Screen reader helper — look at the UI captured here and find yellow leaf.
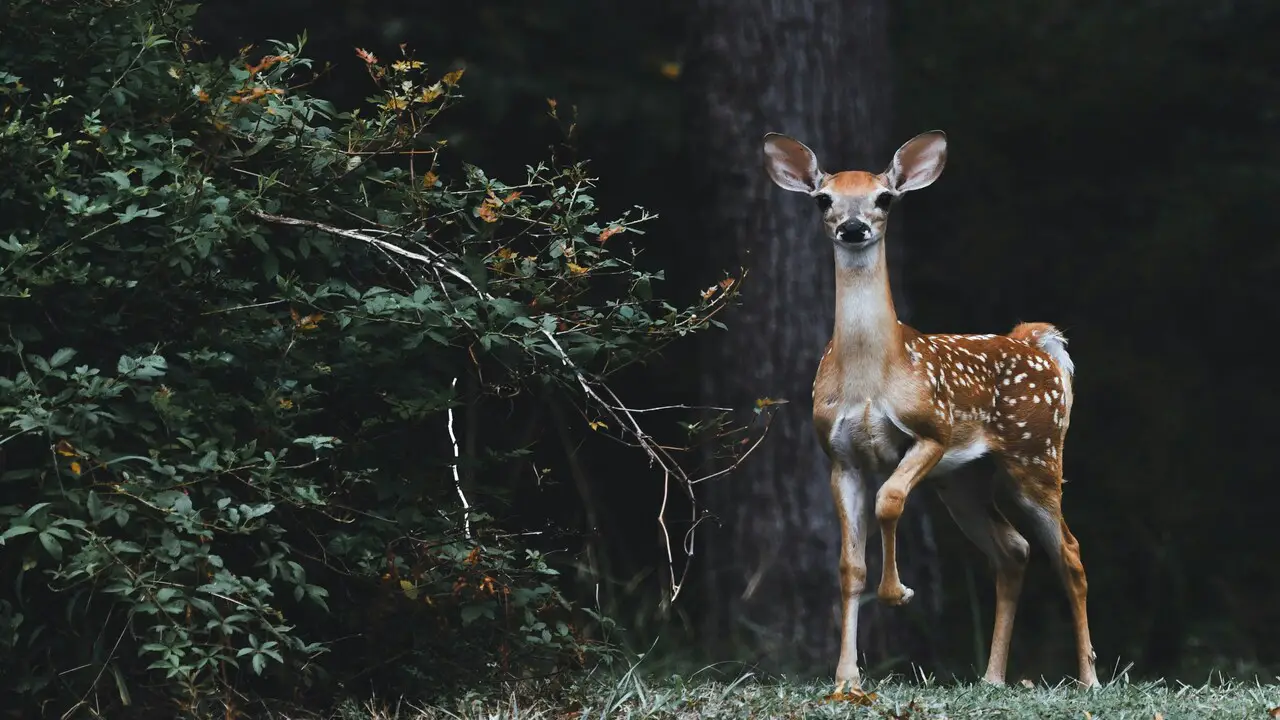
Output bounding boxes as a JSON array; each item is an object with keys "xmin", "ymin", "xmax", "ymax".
[
  {"xmin": 422, "ymin": 170, "xmax": 439, "ymax": 187},
  {"xmin": 69, "ymin": 461, "xmax": 82, "ymax": 475},
  {"xmin": 496, "ymin": 247, "xmax": 517, "ymax": 260},
  {"xmin": 392, "ymin": 60, "xmax": 424, "ymax": 72},
  {"xmin": 442, "ymin": 67, "xmax": 466, "ymax": 87},
  {"xmin": 566, "ymin": 262, "xmax": 587, "ymax": 275},
  {"xmin": 55, "ymin": 439, "xmax": 78, "ymax": 457},
  {"xmin": 167, "ymin": 66, "xmax": 182, "ymax": 79},
  {"xmin": 755, "ymin": 397, "xmax": 778, "ymax": 408},
  {"xmin": 659, "ymin": 61, "xmax": 681, "ymax": 80},
  {"xmin": 278, "ymin": 398, "xmax": 293, "ymax": 409},
  {"xmin": 588, "ymin": 421, "xmax": 608, "ymax": 431},
  {"xmin": 382, "ymin": 96, "xmax": 409, "ymax": 111},
  {"xmin": 419, "ymin": 84, "xmax": 444, "ymax": 104},
  {"xmin": 398, "ymin": 579, "xmax": 419, "ymax": 600}
]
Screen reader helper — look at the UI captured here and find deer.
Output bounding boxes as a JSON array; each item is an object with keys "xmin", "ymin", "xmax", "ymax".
[{"xmin": 762, "ymin": 129, "xmax": 1099, "ymax": 693}]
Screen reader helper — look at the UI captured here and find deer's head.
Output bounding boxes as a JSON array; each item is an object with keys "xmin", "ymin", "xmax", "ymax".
[{"xmin": 763, "ymin": 130, "xmax": 948, "ymax": 251}]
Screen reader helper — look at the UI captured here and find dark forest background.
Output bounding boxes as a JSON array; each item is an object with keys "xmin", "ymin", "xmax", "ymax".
[
  {"xmin": 190, "ymin": 0, "xmax": 1280, "ymax": 683},
  {"xmin": 4, "ymin": 1, "xmax": 1279, "ymax": 713}
]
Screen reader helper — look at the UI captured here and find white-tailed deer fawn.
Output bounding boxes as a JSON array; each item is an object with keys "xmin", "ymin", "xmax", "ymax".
[{"xmin": 763, "ymin": 130, "xmax": 1099, "ymax": 692}]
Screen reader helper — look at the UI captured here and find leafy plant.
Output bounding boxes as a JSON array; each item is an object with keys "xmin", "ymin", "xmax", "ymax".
[{"xmin": 0, "ymin": 1, "xmax": 745, "ymax": 715}]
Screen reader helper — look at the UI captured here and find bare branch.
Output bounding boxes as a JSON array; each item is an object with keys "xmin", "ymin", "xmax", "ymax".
[
  {"xmin": 448, "ymin": 377, "xmax": 472, "ymax": 541},
  {"xmin": 251, "ymin": 211, "xmax": 488, "ymax": 299}
]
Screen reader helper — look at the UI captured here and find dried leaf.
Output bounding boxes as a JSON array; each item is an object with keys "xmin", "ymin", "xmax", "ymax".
[
  {"xmin": 55, "ymin": 439, "xmax": 79, "ymax": 457},
  {"xmin": 659, "ymin": 61, "xmax": 681, "ymax": 80},
  {"xmin": 1269, "ymin": 707, "xmax": 1280, "ymax": 718},
  {"xmin": 566, "ymin": 262, "xmax": 588, "ymax": 275},
  {"xmin": 597, "ymin": 225, "xmax": 623, "ymax": 244},
  {"xmin": 69, "ymin": 461, "xmax": 82, "ymax": 475},
  {"xmin": 1020, "ymin": 678, "xmax": 1035, "ymax": 689},
  {"xmin": 278, "ymin": 398, "xmax": 293, "ymax": 409},
  {"xmin": 701, "ymin": 285, "xmax": 718, "ymax": 300},
  {"xmin": 588, "ymin": 421, "xmax": 608, "ymax": 431},
  {"xmin": 824, "ymin": 688, "xmax": 877, "ymax": 706},
  {"xmin": 381, "ymin": 96, "xmax": 409, "ymax": 111},
  {"xmin": 442, "ymin": 67, "xmax": 466, "ymax": 86},
  {"xmin": 422, "ymin": 170, "xmax": 439, "ymax": 188},
  {"xmin": 299, "ymin": 313, "xmax": 324, "ymax": 331},
  {"xmin": 1153, "ymin": 713, "xmax": 1164, "ymax": 720},
  {"xmin": 355, "ymin": 47, "xmax": 378, "ymax": 65},
  {"xmin": 392, "ymin": 59, "xmax": 424, "ymax": 72},
  {"xmin": 476, "ymin": 203, "xmax": 499, "ymax": 223}
]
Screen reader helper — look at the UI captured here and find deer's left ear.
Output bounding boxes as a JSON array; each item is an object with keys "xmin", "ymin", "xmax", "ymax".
[
  {"xmin": 886, "ymin": 130, "xmax": 947, "ymax": 193},
  {"xmin": 763, "ymin": 133, "xmax": 823, "ymax": 193}
]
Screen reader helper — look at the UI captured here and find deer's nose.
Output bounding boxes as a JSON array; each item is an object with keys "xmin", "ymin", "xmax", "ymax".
[{"xmin": 837, "ymin": 220, "xmax": 871, "ymax": 242}]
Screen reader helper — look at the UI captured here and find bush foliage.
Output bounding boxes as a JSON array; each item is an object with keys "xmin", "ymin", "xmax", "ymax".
[{"xmin": 0, "ymin": 1, "xmax": 739, "ymax": 715}]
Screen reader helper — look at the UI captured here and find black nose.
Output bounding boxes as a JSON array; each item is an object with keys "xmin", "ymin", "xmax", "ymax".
[{"xmin": 836, "ymin": 220, "xmax": 871, "ymax": 242}]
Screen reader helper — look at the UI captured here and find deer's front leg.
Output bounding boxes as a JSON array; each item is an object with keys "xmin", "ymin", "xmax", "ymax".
[
  {"xmin": 875, "ymin": 438, "xmax": 944, "ymax": 606},
  {"xmin": 831, "ymin": 462, "xmax": 870, "ymax": 693}
]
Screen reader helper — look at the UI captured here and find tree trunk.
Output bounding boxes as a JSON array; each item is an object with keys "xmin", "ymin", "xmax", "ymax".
[{"xmin": 684, "ymin": 0, "xmax": 941, "ymax": 676}]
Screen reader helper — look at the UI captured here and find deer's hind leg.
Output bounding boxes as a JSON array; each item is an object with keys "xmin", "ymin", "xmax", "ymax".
[
  {"xmin": 934, "ymin": 470, "xmax": 1031, "ymax": 686},
  {"xmin": 1002, "ymin": 460, "xmax": 1100, "ymax": 688}
]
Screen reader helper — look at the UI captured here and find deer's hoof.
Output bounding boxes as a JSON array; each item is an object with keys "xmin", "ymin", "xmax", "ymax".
[{"xmin": 877, "ymin": 583, "xmax": 914, "ymax": 606}]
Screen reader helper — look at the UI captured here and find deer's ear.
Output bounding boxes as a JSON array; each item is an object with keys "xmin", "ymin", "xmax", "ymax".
[
  {"xmin": 763, "ymin": 133, "xmax": 823, "ymax": 193},
  {"xmin": 886, "ymin": 130, "xmax": 947, "ymax": 193}
]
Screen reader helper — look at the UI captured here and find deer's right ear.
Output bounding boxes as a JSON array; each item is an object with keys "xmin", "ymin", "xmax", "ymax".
[{"xmin": 763, "ymin": 133, "xmax": 822, "ymax": 193}]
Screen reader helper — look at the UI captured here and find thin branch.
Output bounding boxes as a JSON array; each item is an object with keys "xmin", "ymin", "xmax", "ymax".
[
  {"xmin": 251, "ymin": 211, "xmax": 487, "ymax": 298},
  {"xmin": 448, "ymin": 377, "xmax": 472, "ymax": 541}
]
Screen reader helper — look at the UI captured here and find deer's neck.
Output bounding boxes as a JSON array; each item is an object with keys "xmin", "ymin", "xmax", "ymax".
[{"xmin": 831, "ymin": 243, "xmax": 904, "ymax": 398}]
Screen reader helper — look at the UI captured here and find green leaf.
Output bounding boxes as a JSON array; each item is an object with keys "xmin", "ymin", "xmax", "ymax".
[
  {"xmin": 0, "ymin": 525, "xmax": 38, "ymax": 543},
  {"xmin": 197, "ymin": 450, "xmax": 218, "ymax": 471},
  {"xmin": 49, "ymin": 347, "xmax": 77, "ymax": 368},
  {"xmin": 38, "ymin": 531, "xmax": 63, "ymax": 561},
  {"xmin": 86, "ymin": 491, "xmax": 105, "ymax": 522}
]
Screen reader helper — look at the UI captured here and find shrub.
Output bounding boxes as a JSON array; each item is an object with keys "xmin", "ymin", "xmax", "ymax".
[{"xmin": 0, "ymin": 1, "xmax": 740, "ymax": 715}]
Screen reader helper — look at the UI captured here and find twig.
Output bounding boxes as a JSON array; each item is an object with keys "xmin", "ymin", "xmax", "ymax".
[
  {"xmin": 250, "ymin": 211, "xmax": 487, "ymax": 298},
  {"xmin": 448, "ymin": 377, "xmax": 472, "ymax": 541}
]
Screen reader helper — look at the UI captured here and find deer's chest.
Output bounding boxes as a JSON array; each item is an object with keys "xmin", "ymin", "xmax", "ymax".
[{"xmin": 823, "ymin": 396, "xmax": 911, "ymax": 471}]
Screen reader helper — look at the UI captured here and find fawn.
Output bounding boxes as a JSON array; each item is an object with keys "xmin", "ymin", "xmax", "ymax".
[{"xmin": 762, "ymin": 130, "xmax": 1098, "ymax": 692}]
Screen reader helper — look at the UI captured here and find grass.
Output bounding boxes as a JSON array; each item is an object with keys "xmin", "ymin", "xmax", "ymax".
[{"xmin": 328, "ymin": 671, "xmax": 1280, "ymax": 720}]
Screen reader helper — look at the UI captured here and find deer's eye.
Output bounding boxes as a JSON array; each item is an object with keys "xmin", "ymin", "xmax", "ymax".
[
  {"xmin": 875, "ymin": 192, "xmax": 894, "ymax": 210},
  {"xmin": 815, "ymin": 194, "xmax": 833, "ymax": 211}
]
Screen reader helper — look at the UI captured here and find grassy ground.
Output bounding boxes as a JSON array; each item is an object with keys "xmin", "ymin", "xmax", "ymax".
[{"xmin": 330, "ymin": 672, "xmax": 1280, "ymax": 720}]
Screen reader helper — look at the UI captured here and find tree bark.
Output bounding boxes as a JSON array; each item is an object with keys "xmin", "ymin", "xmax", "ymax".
[{"xmin": 684, "ymin": 0, "xmax": 940, "ymax": 675}]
